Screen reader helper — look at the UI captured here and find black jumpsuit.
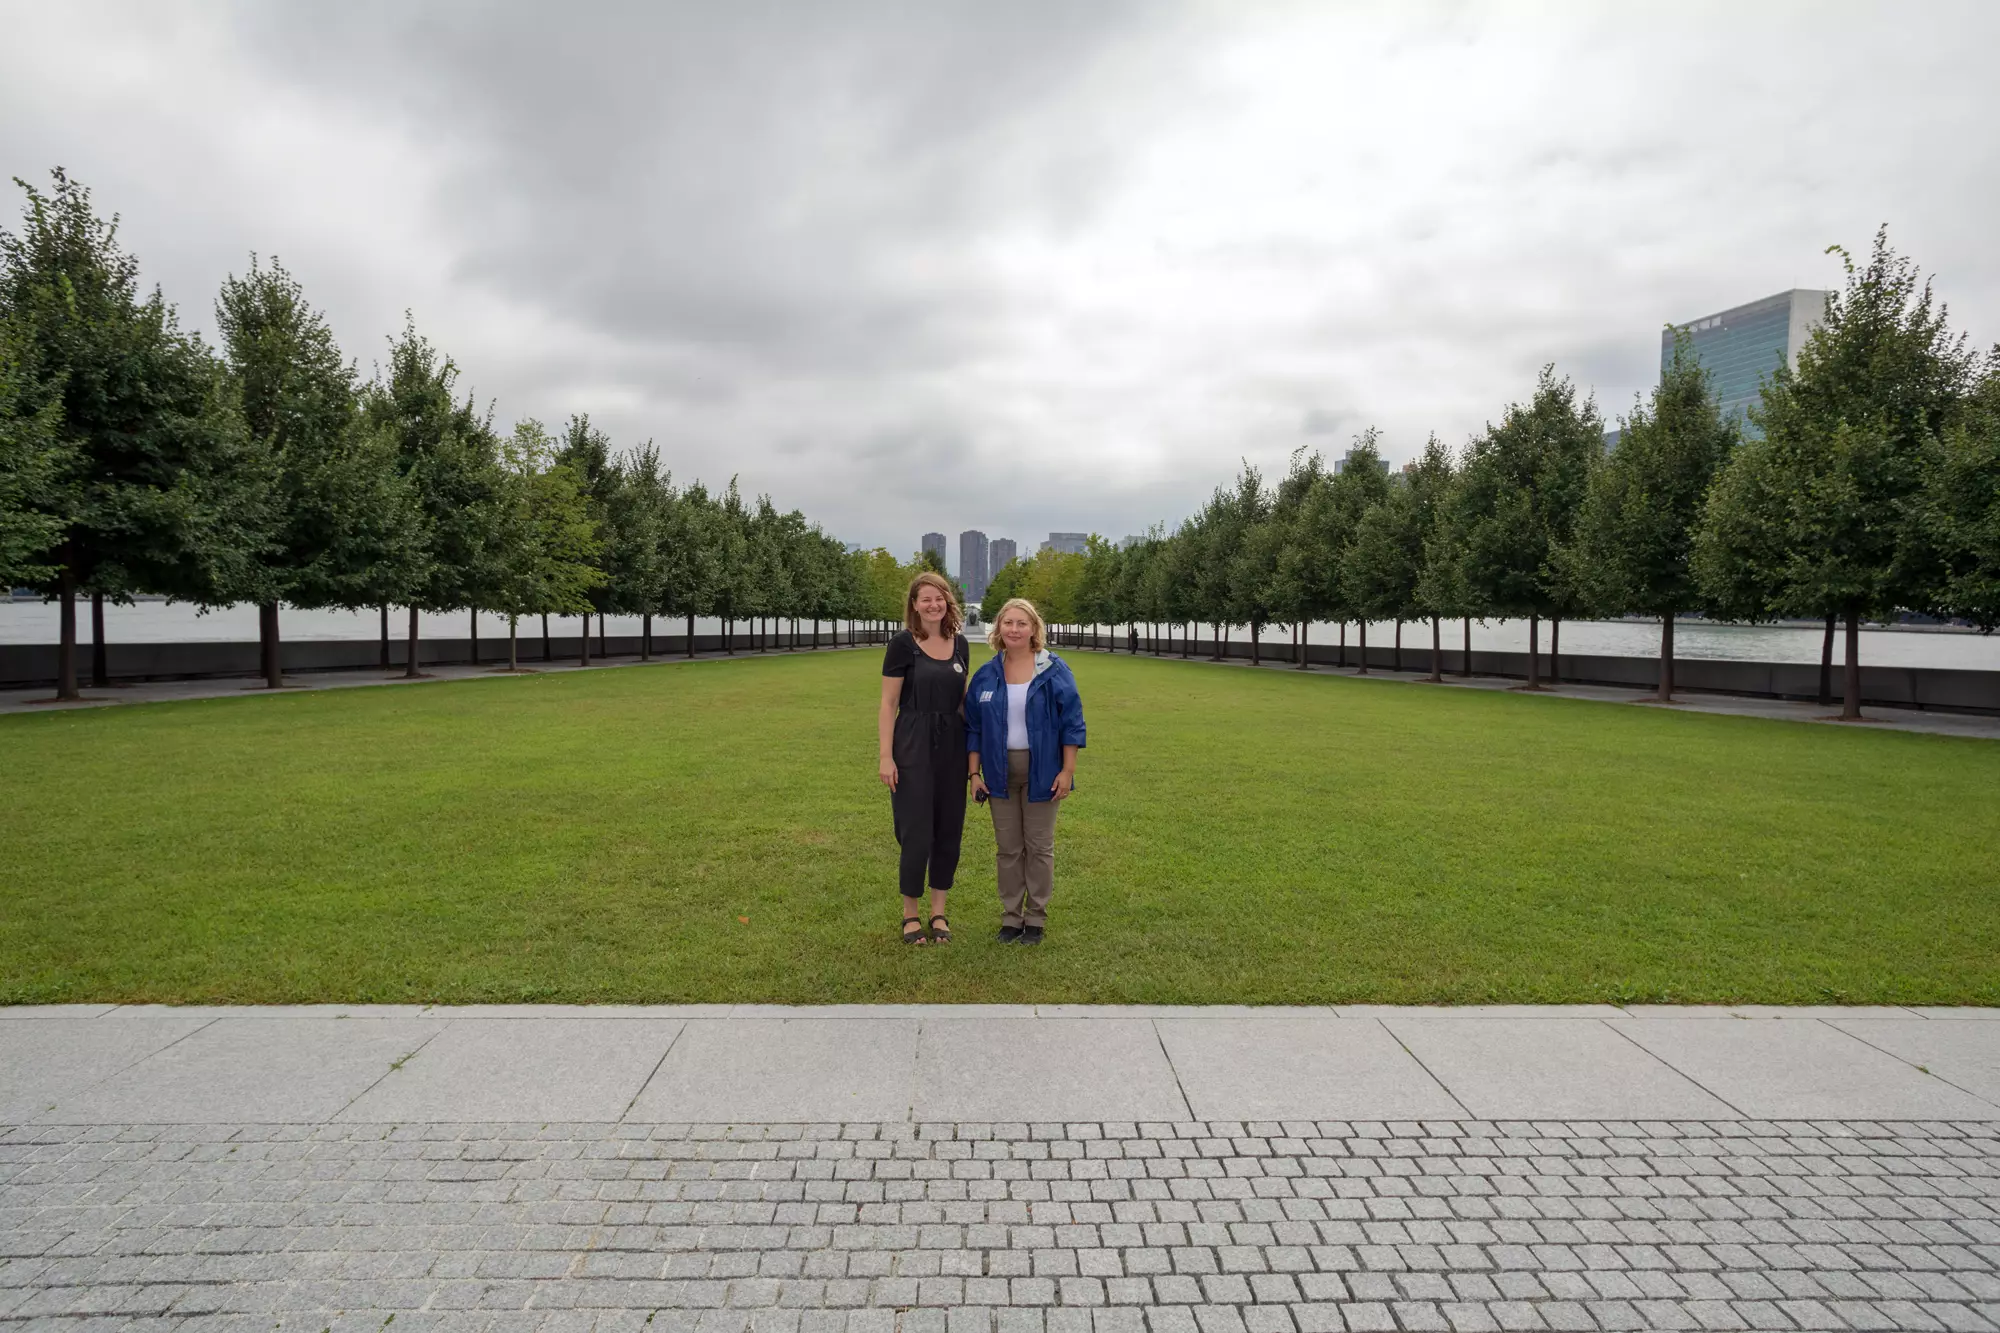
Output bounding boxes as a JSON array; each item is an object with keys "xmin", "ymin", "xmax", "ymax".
[{"xmin": 883, "ymin": 630, "xmax": 970, "ymax": 899}]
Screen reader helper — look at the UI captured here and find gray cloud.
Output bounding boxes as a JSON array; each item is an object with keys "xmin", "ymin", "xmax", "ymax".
[{"xmin": 4, "ymin": 1, "xmax": 1998, "ymax": 561}]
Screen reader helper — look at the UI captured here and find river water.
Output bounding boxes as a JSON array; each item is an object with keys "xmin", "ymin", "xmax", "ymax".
[{"xmin": 3, "ymin": 600, "xmax": 1996, "ymax": 670}]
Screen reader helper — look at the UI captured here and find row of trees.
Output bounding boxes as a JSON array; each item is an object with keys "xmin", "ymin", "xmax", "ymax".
[
  {"xmin": 0, "ymin": 170, "xmax": 939, "ymax": 697},
  {"xmin": 995, "ymin": 230, "xmax": 1997, "ymax": 720}
]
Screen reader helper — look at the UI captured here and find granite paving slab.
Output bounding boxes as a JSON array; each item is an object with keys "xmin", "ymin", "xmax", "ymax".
[
  {"xmin": 32, "ymin": 1016, "xmax": 441, "ymax": 1124},
  {"xmin": 1619, "ymin": 1016, "xmax": 2000, "ymax": 1119},
  {"xmin": 1155, "ymin": 1018, "xmax": 1464, "ymax": 1120},
  {"xmin": 1383, "ymin": 1017, "xmax": 1739, "ymax": 1119}
]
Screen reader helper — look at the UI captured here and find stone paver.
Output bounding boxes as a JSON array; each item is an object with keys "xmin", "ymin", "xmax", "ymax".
[
  {"xmin": 1, "ymin": 1118, "xmax": 1996, "ymax": 1330},
  {"xmin": 3, "ymin": 1007, "xmax": 1997, "ymax": 1325}
]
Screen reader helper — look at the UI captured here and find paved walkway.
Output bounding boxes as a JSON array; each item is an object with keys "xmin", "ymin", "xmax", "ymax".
[
  {"xmin": 0, "ymin": 645, "xmax": 872, "ymax": 718},
  {"xmin": 4, "ymin": 1006, "xmax": 1996, "ymax": 1331}
]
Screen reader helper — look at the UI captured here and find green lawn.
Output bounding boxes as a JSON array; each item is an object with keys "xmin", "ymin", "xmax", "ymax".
[{"xmin": 3, "ymin": 647, "xmax": 1996, "ymax": 1006}]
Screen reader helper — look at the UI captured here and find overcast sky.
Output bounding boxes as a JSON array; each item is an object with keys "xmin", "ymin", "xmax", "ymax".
[{"xmin": 5, "ymin": 1, "xmax": 1997, "ymax": 562}]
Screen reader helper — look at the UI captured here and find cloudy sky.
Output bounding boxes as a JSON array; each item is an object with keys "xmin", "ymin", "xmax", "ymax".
[{"xmin": 5, "ymin": 1, "xmax": 1996, "ymax": 562}]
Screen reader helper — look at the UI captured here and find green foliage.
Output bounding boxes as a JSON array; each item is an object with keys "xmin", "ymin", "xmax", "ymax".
[
  {"xmin": 1696, "ymin": 230, "xmax": 1977, "ymax": 626},
  {"xmin": 487, "ymin": 418, "xmax": 605, "ymax": 624},
  {"xmin": 0, "ymin": 307, "xmax": 65, "ymax": 586},
  {"xmin": 1923, "ymin": 365, "xmax": 2000, "ymax": 629},
  {"xmin": 2, "ymin": 168, "xmax": 268, "ymax": 612},
  {"xmin": 1570, "ymin": 332, "xmax": 1737, "ymax": 618},
  {"xmin": 215, "ymin": 254, "xmax": 424, "ymax": 613},
  {"xmin": 1452, "ymin": 369, "xmax": 1601, "ymax": 621}
]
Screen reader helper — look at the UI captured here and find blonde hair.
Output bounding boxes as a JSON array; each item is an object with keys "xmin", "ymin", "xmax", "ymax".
[
  {"xmin": 904, "ymin": 571, "xmax": 962, "ymax": 640},
  {"xmin": 986, "ymin": 597, "xmax": 1047, "ymax": 653}
]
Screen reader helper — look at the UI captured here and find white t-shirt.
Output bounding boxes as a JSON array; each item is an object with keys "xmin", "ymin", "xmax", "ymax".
[{"xmin": 1006, "ymin": 682, "xmax": 1029, "ymax": 750}]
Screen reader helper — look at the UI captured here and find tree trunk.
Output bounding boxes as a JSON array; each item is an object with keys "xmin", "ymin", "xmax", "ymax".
[
  {"xmin": 1393, "ymin": 620, "xmax": 1402, "ymax": 673},
  {"xmin": 1526, "ymin": 614, "xmax": 1540, "ymax": 689},
  {"xmin": 580, "ymin": 613, "xmax": 591, "ymax": 666},
  {"xmin": 1819, "ymin": 614, "xmax": 1835, "ymax": 706},
  {"xmin": 1461, "ymin": 616, "xmax": 1472, "ymax": 677},
  {"xmin": 1338, "ymin": 620, "xmax": 1346, "ymax": 669},
  {"xmin": 379, "ymin": 604, "xmax": 390, "ymax": 670},
  {"xmin": 56, "ymin": 560, "xmax": 78, "ymax": 700},
  {"xmin": 1658, "ymin": 615, "xmax": 1675, "ymax": 703},
  {"xmin": 642, "ymin": 612, "xmax": 652, "ymax": 661},
  {"xmin": 542, "ymin": 612, "xmax": 550, "ymax": 662},
  {"xmin": 598, "ymin": 612, "xmax": 606, "ymax": 658},
  {"xmin": 1549, "ymin": 617, "xmax": 1561, "ymax": 685},
  {"xmin": 469, "ymin": 606, "xmax": 478, "ymax": 666},
  {"xmin": 687, "ymin": 611, "xmax": 696, "ymax": 658},
  {"xmin": 1429, "ymin": 616, "xmax": 1442, "ymax": 682},
  {"xmin": 1250, "ymin": 620, "xmax": 1260, "ymax": 666},
  {"xmin": 1842, "ymin": 610, "xmax": 1862, "ymax": 721},
  {"xmin": 92, "ymin": 591, "xmax": 108, "ymax": 688},
  {"xmin": 1357, "ymin": 620, "xmax": 1369, "ymax": 674},
  {"xmin": 405, "ymin": 606, "xmax": 422, "ymax": 678},
  {"xmin": 725, "ymin": 618, "xmax": 733, "ymax": 654},
  {"xmin": 260, "ymin": 601, "xmax": 282, "ymax": 689},
  {"xmin": 509, "ymin": 616, "xmax": 519, "ymax": 671}
]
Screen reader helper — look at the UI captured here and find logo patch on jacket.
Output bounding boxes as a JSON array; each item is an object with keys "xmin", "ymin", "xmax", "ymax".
[{"xmin": 979, "ymin": 690, "xmax": 993, "ymax": 702}]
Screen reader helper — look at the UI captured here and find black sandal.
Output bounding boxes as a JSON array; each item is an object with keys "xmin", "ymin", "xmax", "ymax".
[
  {"xmin": 929, "ymin": 915, "xmax": 952, "ymax": 944},
  {"xmin": 902, "ymin": 917, "xmax": 927, "ymax": 945}
]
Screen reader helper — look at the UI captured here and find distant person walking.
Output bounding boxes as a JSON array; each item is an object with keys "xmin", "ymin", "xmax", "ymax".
[
  {"xmin": 966, "ymin": 598, "xmax": 1086, "ymax": 944},
  {"xmin": 878, "ymin": 572, "xmax": 970, "ymax": 944}
]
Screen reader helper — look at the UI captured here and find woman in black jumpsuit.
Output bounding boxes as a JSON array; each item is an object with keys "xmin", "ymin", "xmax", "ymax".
[{"xmin": 877, "ymin": 572, "xmax": 970, "ymax": 944}]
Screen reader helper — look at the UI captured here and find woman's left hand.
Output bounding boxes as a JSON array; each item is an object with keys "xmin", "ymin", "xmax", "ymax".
[{"xmin": 1051, "ymin": 770, "xmax": 1074, "ymax": 801}]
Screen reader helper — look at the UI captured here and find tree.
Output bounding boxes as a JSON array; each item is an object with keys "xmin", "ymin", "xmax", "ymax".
[
  {"xmin": 555, "ymin": 414, "xmax": 618, "ymax": 658},
  {"xmin": 1451, "ymin": 369, "xmax": 1600, "ymax": 688},
  {"xmin": 1190, "ymin": 466, "xmax": 1265, "ymax": 659},
  {"xmin": 1568, "ymin": 331, "xmax": 1738, "ymax": 701},
  {"xmin": 608, "ymin": 442, "xmax": 672, "ymax": 659},
  {"xmin": 1696, "ymin": 229, "xmax": 1976, "ymax": 719},
  {"xmin": 0, "ymin": 307, "xmax": 65, "ymax": 588},
  {"xmin": 1299, "ymin": 431, "xmax": 1390, "ymax": 668},
  {"xmin": 1341, "ymin": 468, "xmax": 1428, "ymax": 673},
  {"xmin": 1262, "ymin": 450, "xmax": 1326, "ymax": 667},
  {"xmin": 216, "ymin": 255, "xmax": 423, "ymax": 688},
  {"xmin": 488, "ymin": 418, "xmax": 604, "ymax": 669},
  {"xmin": 2, "ymin": 169, "xmax": 267, "ymax": 698},
  {"xmin": 1923, "ymin": 362, "xmax": 2000, "ymax": 630},
  {"xmin": 1403, "ymin": 436, "xmax": 1461, "ymax": 681},
  {"xmin": 361, "ymin": 319, "xmax": 501, "ymax": 677}
]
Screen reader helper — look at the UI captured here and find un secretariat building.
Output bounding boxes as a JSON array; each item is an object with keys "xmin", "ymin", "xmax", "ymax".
[{"xmin": 1666, "ymin": 288, "xmax": 1829, "ymax": 434}]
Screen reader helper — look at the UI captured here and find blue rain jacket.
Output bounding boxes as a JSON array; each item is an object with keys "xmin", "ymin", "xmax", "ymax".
[{"xmin": 965, "ymin": 650, "xmax": 1087, "ymax": 803}]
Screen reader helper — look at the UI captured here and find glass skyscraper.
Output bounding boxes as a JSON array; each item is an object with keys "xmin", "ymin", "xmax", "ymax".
[
  {"xmin": 958, "ymin": 530, "xmax": 990, "ymax": 602},
  {"xmin": 1664, "ymin": 289, "xmax": 1828, "ymax": 432}
]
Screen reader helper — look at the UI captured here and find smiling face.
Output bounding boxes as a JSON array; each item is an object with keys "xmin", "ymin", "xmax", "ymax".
[
  {"xmin": 998, "ymin": 606, "xmax": 1035, "ymax": 652},
  {"xmin": 914, "ymin": 582, "xmax": 948, "ymax": 630}
]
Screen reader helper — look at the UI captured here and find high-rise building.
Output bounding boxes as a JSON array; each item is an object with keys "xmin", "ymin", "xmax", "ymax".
[
  {"xmin": 988, "ymin": 537, "xmax": 1017, "ymax": 574},
  {"xmin": 1665, "ymin": 289, "xmax": 1829, "ymax": 432},
  {"xmin": 958, "ymin": 530, "xmax": 990, "ymax": 602},
  {"xmin": 1041, "ymin": 532, "xmax": 1089, "ymax": 556},
  {"xmin": 920, "ymin": 532, "xmax": 947, "ymax": 571}
]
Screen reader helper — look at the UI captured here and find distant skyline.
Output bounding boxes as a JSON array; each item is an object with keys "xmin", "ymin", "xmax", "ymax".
[{"xmin": 6, "ymin": 3, "xmax": 1996, "ymax": 553}]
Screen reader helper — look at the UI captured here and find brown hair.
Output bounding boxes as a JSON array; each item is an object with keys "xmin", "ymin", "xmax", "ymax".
[
  {"xmin": 904, "ymin": 571, "xmax": 963, "ymax": 641},
  {"xmin": 985, "ymin": 597, "xmax": 1046, "ymax": 654}
]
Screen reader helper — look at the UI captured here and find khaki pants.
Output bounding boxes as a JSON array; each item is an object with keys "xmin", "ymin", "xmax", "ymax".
[{"xmin": 992, "ymin": 749, "xmax": 1060, "ymax": 927}]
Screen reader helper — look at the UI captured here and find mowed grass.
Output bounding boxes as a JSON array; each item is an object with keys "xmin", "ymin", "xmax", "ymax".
[{"xmin": 2, "ymin": 646, "xmax": 1996, "ymax": 1006}]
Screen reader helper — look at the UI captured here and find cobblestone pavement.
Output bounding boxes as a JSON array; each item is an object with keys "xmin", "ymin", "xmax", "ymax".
[{"xmin": 4, "ymin": 1119, "xmax": 1997, "ymax": 1333}]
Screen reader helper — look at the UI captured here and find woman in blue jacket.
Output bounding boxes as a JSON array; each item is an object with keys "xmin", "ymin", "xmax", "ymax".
[{"xmin": 966, "ymin": 597, "xmax": 1086, "ymax": 944}]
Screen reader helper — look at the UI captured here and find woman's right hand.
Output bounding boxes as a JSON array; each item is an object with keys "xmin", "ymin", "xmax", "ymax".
[{"xmin": 879, "ymin": 757, "xmax": 899, "ymax": 792}]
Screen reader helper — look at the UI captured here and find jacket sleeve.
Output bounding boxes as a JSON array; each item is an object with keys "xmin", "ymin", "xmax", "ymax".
[
  {"xmin": 964, "ymin": 667, "xmax": 984, "ymax": 752},
  {"xmin": 1055, "ymin": 665, "xmax": 1087, "ymax": 749}
]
